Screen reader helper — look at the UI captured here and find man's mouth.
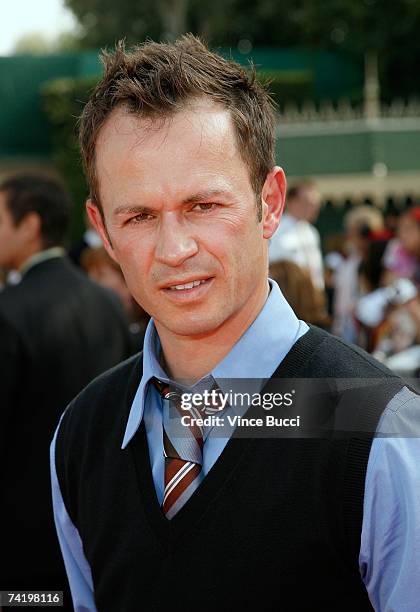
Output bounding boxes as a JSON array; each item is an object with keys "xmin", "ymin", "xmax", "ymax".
[
  {"xmin": 160, "ymin": 277, "xmax": 214, "ymax": 300},
  {"xmin": 168, "ymin": 279, "xmax": 208, "ymax": 291}
]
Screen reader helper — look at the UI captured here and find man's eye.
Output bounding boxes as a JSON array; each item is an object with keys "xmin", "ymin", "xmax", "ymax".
[
  {"xmin": 192, "ymin": 203, "xmax": 216, "ymax": 212},
  {"xmin": 128, "ymin": 213, "xmax": 154, "ymax": 224}
]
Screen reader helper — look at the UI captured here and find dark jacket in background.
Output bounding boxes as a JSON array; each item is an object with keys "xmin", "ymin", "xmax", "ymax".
[{"xmin": 0, "ymin": 256, "xmax": 131, "ymax": 592}]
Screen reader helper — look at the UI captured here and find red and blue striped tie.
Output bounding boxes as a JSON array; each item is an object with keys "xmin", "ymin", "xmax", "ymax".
[{"xmin": 152, "ymin": 378, "xmax": 204, "ymax": 519}]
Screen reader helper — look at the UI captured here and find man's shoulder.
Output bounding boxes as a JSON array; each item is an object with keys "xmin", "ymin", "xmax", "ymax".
[
  {"xmin": 0, "ymin": 281, "xmax": 28, "ymax": 324},
  {"xmin": 324, "ymin": 330, "xmax": 397, "ymax": 376},
  {"xmin": 305, "ymin": 222, "xmax": 321, "ymax": 243},
  {"xmin": 291, "ymin": 219, "xmax": 321, "ymax": 246},
  {"xmin": 68, "ymin": 350, "xmax": 142, "ymax": 409},
  {"xmin": 289, "ymin": 326, "xmax": 397, "ymax": 379},
  {"xmin": 1, "ymin": 257, "xmax": 127, "ymax": 325},
  {"xmin": 59, "ymin": 352, "xmax": 143, "ymax": 437},
  {"xmin": 0, "ymin": 258, "xmax": 73, "ymax": 311}
]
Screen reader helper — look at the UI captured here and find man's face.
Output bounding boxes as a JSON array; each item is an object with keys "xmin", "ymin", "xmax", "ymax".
[
  {"xmin": 300, "ymin": 187, "xmax": 321, "ymax": 224},
  {"xmin": 0, "ymin": 191, "xmax": 26, "ymax": 270},
  {"xmin": 398, "ymin": 214, "xmax": 420, "ymax": 256},
  {"xmin": 90, "ymin": 102, "xmax": 283, "ymax": 339}
]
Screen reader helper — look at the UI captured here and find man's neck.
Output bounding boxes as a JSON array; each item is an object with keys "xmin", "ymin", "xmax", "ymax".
[{"xmin": 156, "ymin": 281, "xmax": 270, "ymax": 383}]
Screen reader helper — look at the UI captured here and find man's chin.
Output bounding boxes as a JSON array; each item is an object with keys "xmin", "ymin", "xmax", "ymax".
[{"xmin": 156, "ymin": 313, "xmax": 226, "ymax": 339}]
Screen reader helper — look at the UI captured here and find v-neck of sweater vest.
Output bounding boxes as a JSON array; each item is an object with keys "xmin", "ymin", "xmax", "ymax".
[{"xmin": 127, "ymin": 326, "xmax": 331, "ymax": 545}]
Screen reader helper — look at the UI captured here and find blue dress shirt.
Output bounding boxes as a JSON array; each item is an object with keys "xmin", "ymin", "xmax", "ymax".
[{"xmin": 51, "ymin": 279, "xmax": 420, "ymax": 611}]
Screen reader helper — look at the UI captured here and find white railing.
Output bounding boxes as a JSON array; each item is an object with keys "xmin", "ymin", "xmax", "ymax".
[{"xmin": 277, "ymin": 97, "xmax": 420, "ymax": 124}]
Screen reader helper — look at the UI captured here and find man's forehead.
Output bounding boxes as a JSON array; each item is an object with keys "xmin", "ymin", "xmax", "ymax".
[
  {"xmin": 96, "ymin": 101, "xmax": 236, "ymax": 156},
  {"xmin": 94, "ymin": 103, "xmax": 245, "ymax": 205}
]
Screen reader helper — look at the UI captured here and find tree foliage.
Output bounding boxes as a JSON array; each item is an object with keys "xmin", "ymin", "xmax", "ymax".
[
  {"xmin": 64, "ymin": 0, "xmax": 420, "ymax": 100},
  {"xmin": 13, "ymin": 30, "xmax": 80, "ymax": 55},
  {"xmin": 42, "ymin": 77, "xmax": 94, "ymax": 240}
]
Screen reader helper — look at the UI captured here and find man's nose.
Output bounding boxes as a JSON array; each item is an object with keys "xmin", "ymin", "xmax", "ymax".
[{"xmin": 154, "ymin": 215, "xmax": 199, "ymax": 267}]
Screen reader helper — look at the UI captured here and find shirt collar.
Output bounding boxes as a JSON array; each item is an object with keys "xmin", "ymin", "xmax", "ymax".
[
  {"xmin": 121, "ymin": 278, "xmax": 306, "ymax": 448},
  {"xmin": 20, "ymin": 247, "xmax": 65, "ymax": 276}
]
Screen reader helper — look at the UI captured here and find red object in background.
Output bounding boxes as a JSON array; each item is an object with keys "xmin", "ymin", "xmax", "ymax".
[
  {"xmin": 368, "ymin": 229, "xmax": 394, "ymax": 241},
  {"xmin": 407, "ymin": 206, "xmax": 420, "ymax": 224}
]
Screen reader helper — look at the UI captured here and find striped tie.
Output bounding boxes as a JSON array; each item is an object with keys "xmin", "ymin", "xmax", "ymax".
[{"xmin": 152, "ymin": 378, "xmax": 204, "ymax": 519}]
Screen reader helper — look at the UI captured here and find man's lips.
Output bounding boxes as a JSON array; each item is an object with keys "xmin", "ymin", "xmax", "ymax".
[
  {"xmin": 159, "ymin": 277, "xmax": 214, "ymax": 300},
  {"xmin": 159, "ymin": 276, "xmax": 213, "ymax": 291}
]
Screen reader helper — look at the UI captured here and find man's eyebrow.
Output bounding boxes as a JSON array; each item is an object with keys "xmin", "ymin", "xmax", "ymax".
[
  {"xmin": 113, "ymin": 204, "xmax": 155, "ymax": 216},
  {"xmin": 182, "ymin": 189, "xmax": 233, "ymax": 204},
  {"xmin": 113, "ymin": 190, "xmax": 233, "ymax": 215}
]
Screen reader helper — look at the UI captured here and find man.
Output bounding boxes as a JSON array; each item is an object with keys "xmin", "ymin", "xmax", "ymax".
[
  {"xmin": 51, "ymin": 37, "xmax": 420, "ymax": 611},
  {"xmin": 332, "ymin": 205, "xmax": 384, "ymax": 341},
  {"xmin": 269, "ymin": 180, "xmax": 325, "ymax": 290},
  {"xmin": 0, "ymin": 175, "xmax": 131, "ymax": 597}
]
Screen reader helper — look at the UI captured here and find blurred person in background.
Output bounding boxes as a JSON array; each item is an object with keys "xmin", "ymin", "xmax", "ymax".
[
  {"xmin": 0, "ymin": 175, "xmax": 131, "ymax": 603},
  {"xmin": 68, "ymin": 211, "xmax": 102, "ymax": 267},
  {"xmin": 383, "ymin": 204, "xmax": 400, "ymax": 235},
  {"xmin": 370, "ymin": 293, "xmax": 420, "ymax": 377},
  {"xmin": 383, "ymin": 206, "xmax": 420, "ymax": 286},
  {"xmin": 81, "ymin": 246, "xmax": 150, "ymax": 352},
  {"xmin": 269, "ymin": 179, "xmax": 328, "ymax": 325},
  {"xmin": 323, "ymin": 234, "xmax": 346, "ymax": 318},
  {"xmin": 355, "ymin": 207, "xmax": 420, "ymax": 374},
  {"xmin": 356, "ymin": 235, "xmax": 392, "ymax": 351},
  {"xmin": 269, "ymin": 180, "xmax": 324, "ymax": 291},
  {"xmin": 356, "ymin": 264, "xmax": 420, "ymax": 376},
  {"xmin": 332, "ymin": 205, "xmax": 384, "ymax": 341},
  {"xmin": 0, "ymin": 267, "xmax": 6, "ymax": 290},
  {"xmin": 269, "ymin": 260, "xmax": 329, "ymax": 327}
]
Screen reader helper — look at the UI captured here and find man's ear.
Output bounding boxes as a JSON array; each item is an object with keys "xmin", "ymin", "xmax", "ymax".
[
  {"xmin": 20, "ymin": 211, "xmax": 42, "ymax": 242},
  {"xmin": 86, "ymin": 199, "xmax": 117, "ymax": 263},
  {"xmin": 261, "ymin": 167, "xmax": 287, "ymax": 239}
]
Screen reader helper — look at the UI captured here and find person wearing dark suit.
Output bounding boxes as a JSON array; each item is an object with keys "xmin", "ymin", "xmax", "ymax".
[{"xmin": 0, "ymin": 175, "xmax": 131, "ymax": 599}]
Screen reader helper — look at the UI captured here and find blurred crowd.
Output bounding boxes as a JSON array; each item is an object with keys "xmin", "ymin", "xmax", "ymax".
[{"xmin": 269, "ymin": 181, "xmax": 420, "ymax": 378}]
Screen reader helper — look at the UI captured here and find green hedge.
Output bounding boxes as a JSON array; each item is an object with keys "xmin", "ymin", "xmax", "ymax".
[
  {"xmin": 42, "ymin": 76, "xmax": 98, "ymax": 240},
  {"xmin": 256, "ymin": 69, "xmax": 314, "ymax": 108}
]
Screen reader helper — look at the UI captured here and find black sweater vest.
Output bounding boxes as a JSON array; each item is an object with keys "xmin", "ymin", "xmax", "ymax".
[{"xmin": 56, "ymin": 327, "xmax": 403, "ymax": 611}]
